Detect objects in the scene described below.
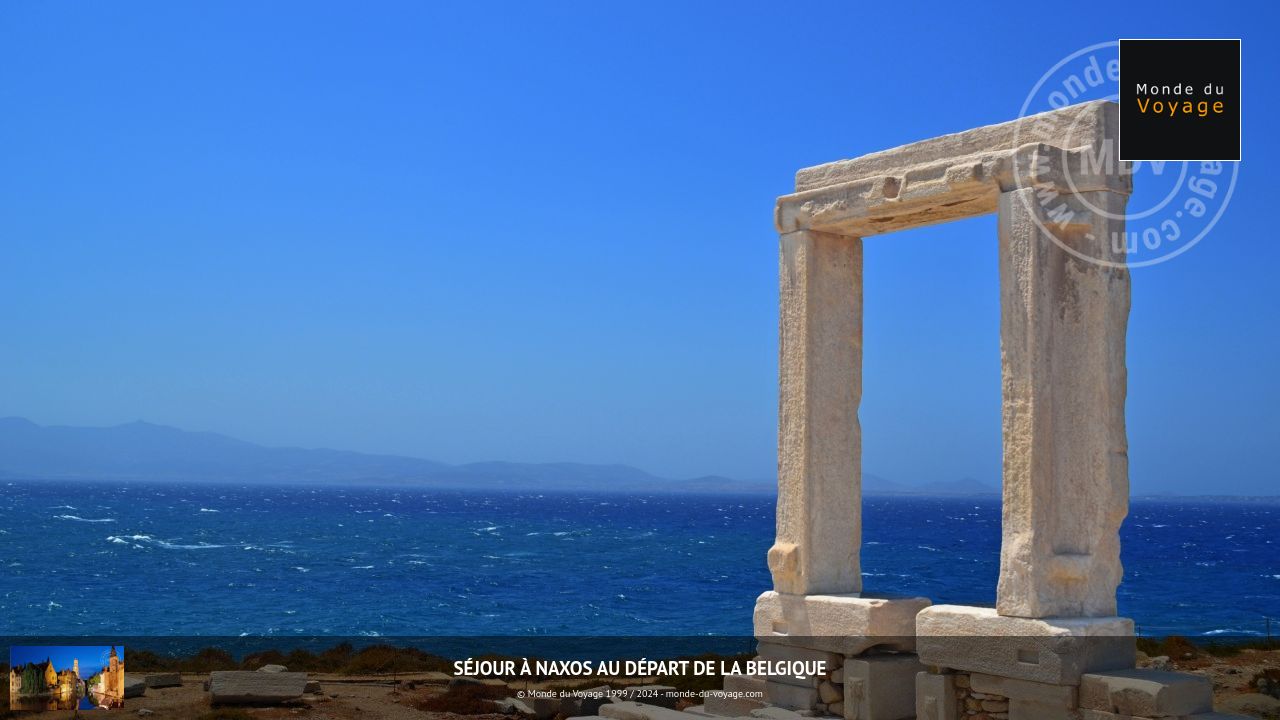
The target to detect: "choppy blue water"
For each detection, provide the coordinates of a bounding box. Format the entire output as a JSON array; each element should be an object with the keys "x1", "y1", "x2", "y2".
[{"x1": 1, "y1": 480, "x2": 1276, "y2": 638}]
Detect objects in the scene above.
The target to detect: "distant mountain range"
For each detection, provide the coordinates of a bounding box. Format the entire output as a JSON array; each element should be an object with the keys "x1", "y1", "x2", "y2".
[
  {"x1": 863, "y1": 473, "x2": 997, "y2": 496},
  {"x1": 0, "y1": 418, "x2": 999, "y2": 496}
]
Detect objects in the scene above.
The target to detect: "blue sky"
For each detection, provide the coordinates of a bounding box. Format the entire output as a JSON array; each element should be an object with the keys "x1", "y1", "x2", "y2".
[
  {"x1": 0, "y1": 2, "x2": 1275, "y2": 494},
  {"x1": 10, "y1": 645, "x2": 116, "y2": 677}
]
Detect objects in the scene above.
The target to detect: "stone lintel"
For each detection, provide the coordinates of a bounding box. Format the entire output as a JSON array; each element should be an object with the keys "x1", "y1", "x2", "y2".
[
  {"x1": 915, "y1": 605, "x2": 1135, "y2": 685},
  {"x1": 754, "y1": 591, "x2": 928, "y2": 655},
  {"x1": 794, "y1": 101, "x2": 1117, "y2": 192},
  {"x1": 774, "y1": 141, "x2": 1131, "y2": 237}
]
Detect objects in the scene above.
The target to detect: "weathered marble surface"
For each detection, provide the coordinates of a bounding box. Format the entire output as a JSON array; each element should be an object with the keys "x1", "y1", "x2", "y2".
[
  {"x1": 916, "y1": 605, "x2": 1134, "y2": 685},
  {"x1": 771, "y1": 230, "x2": 863, "y2": 596},
  {"x1": 997, "y1": 187, "x2": 1131, "y2": 618},
  {"x1": 754, "y1": 591, "x2": 928, "y2": 655},
  {"x1": 776, "y1": 102, "x2": 1129, "y2": 237}
]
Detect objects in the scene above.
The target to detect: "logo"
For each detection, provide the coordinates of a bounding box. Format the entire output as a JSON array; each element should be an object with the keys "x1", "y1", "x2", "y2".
[
  {"x1": 1012, "y1": 41, "x2": 1238, "y2": 268},
  {"x1": 1120, "y1": 39, "x2": 1240, "y2": 161}
]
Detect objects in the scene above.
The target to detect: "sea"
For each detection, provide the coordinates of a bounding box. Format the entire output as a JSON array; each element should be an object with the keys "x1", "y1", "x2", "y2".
[{"x1": 1, "y1": 480, "x2": 1277, "y2": 640}]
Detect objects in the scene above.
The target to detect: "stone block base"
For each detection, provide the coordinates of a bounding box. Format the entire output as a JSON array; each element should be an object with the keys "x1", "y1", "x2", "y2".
[
  {"x1": 704, "y1": 693, "x2": 766, "y2": 717},
  {"x1": 145, "y1": 672, "x2": 182, "y2": 688},
  {"x1": 754, "y1": 591, "x2": 929, "y2": 655},
  {"x1": 915, "y1": 672, "x2": 957, "y2": 720},
  {"x1": 1080, "y1": 707, "x2": 1249, "y2": 712},
  {"x1": 601, "y1": 702, "x2": 698, "y2": 720},
  {"x1": 756, "y1": 643, "x2": 841, "y2": 688},
  {"x1": 916, "y1": 667, "x2": 1241, "y2": 720},
  {"x1": 704, "y1": 675, "x2": 768, "y2": 717},
  {"x1": 842, "y1": 653, "x2": 921, "y2": 720},
  {"x1": 764, "y1": 681, "x2": 819, "y2": 711},
  {"x1": 970, "y1": 672, "x2": 1077, "y2": 706},
  {"x1": 932, "y1": 670, "x2": 1078, "y2": 720},
  {"x1": 725, "y1": 674, "x2": 767, "y2": 695},
  {"x1": 916, "y1": 605, "x2": 1135, "y2": 684},
  {"x1": 1079, "y1": 669, "x2": 1213, "y2": 717},
  {"x1": 1007, "y1": 697, "x2": 1076, "y2": 720},
  {"x1": 750, "y1": 708, "x2": 812, "y2": 720},
  {"x1": 625, "y1": 685, "x2": 681, "y2": 709}
]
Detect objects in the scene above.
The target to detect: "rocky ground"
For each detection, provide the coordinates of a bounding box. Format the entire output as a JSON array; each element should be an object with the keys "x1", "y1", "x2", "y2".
[{"x1": 1138, "y1": 646, "x2": 1280, "y2": 719}]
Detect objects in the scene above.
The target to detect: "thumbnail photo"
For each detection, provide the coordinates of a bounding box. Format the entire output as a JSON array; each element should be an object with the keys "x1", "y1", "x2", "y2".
[{"x1": 8, "y1": 646, "x2": 125, "y2": 712}]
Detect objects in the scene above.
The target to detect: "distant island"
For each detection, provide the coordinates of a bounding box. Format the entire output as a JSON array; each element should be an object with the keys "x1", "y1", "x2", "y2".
[
  {"x1": 0, "y1": 417, "x2": 1007, "y2": 496},
  {"x1": 861, "y1": 473, "x2": 996, "y2": 496}
]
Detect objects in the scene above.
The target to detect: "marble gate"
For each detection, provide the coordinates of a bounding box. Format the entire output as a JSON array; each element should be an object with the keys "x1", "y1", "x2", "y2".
[{"x1": 709, "y1": 101, "x2": 1229, "y2": 720}]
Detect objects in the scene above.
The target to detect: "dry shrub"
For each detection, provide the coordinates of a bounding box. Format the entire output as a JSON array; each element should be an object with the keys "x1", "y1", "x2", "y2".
[
  {"x1": 1254, "y1": 668, "x2": 1280, "y2": 699},
  {"x1": 241, "y1": 649, "x2": 289, "y2": 669},
  {"x1": 123, "y1": 648, "x2": 170, "y2": 672},
  {"x1": 1202, "y1": 641, "x2": 1242, "y2": 657},
  {"x1": 1137, "y1": 636, "x2": 1199, "y2": 659},
  {"x1": 414, "y1": 683, "x2": 508, "y2": 714},
  {"x1": 1159, "y1": 636, "x2": 1201, "y2": 659},
  {"x1": 187, "y1": 647, "x2": 238, "y2": 672},
  {"x1": 339, "y1": 644, "x2": 451, "y2": 675}
]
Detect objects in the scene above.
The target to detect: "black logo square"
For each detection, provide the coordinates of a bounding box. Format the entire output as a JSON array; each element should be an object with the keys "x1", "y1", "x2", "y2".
[{"x1": 1120, "y1": 39, "x2": 1240, "y2": 161}]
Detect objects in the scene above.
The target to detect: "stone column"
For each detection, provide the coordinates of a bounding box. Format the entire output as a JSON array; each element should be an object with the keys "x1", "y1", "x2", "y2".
[
  {"x1": 769, "y1": 228, "x2": 863, "y2": 597},
  {"x1": 996, "y1": 187, "x2": 1131, "y2": 618}
]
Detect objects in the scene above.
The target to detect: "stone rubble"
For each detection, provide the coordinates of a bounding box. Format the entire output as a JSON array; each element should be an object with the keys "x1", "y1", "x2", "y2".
[
  {"x1": 123, "y1": 674, "x2": 147, "y2": 698},
  {"x1": 208, "y1": 670, "x2": 308, "y2": 705},
  {"x1": 143, "y1": 672, "x2": 182, "y2": 688}
]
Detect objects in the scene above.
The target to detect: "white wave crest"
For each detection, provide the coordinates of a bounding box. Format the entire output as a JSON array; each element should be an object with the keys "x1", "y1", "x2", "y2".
[{"x1": 106, "y1": 534, "x2": 223, "y2": 550}]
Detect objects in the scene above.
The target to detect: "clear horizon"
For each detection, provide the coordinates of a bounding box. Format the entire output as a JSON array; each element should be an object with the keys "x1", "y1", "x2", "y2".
[{"x1": 2, "y1": 2, "x2": 1276, "y2": 495}]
